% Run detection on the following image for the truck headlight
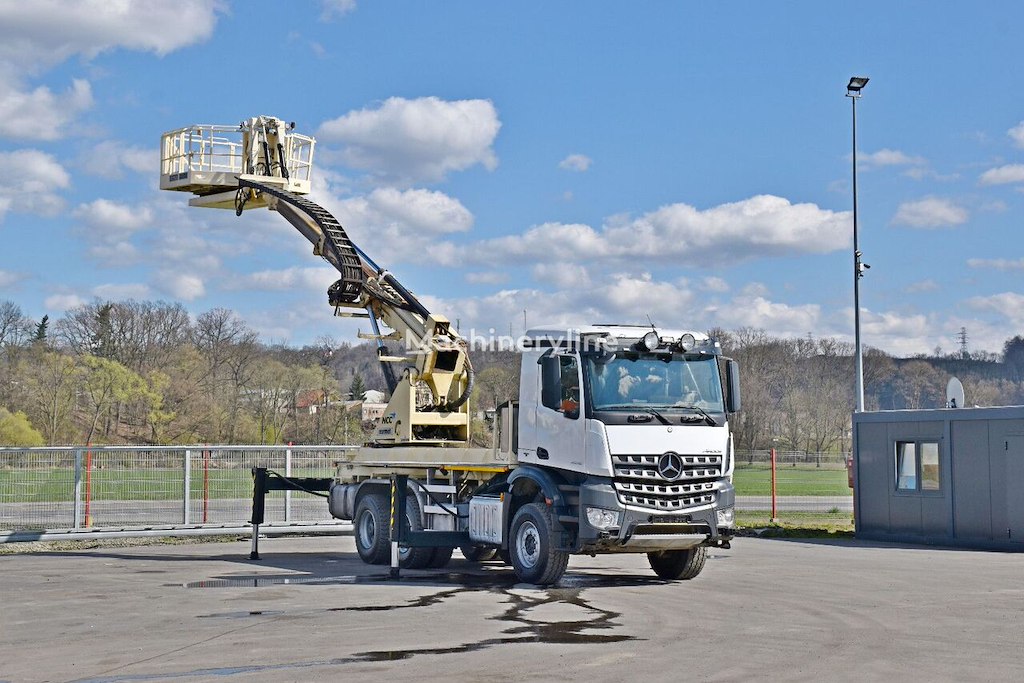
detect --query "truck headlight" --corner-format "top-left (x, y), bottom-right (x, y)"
top-left (716, 507), bottom-right (735, 528)
top-left (586, 507), bottom-right (620, 530)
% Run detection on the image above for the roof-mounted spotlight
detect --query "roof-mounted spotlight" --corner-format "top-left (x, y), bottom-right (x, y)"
top-left (677, 333), bottom-right (696, 352)
top-left (639, 330), bottom-right (660, 352)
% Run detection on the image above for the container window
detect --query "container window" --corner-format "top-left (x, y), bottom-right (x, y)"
top-left (895, 440), bottom-right (940, 492)
top-left (920, 442), bottom-right (940, 491)
top-left (895, 442), bottom-right (917, 490)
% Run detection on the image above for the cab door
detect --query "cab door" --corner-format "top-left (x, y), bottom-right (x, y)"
top-left (531, 352), bottom-right (586, 470)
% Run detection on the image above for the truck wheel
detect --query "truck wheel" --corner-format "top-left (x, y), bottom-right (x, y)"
top-left (427, 546), bottom-right (454, 568)
top-left (647, 546), bottom-right (708, 580)
top-left (398, 492), bottom-right (435, 570)
top-left (354, 493), bottom-right (389, 565)
top-left (509, 502), bottom-right (569, 585)
top-left (460, 545), bottom-right (497, 562)
top-left (353, 490), bottom-right (434, 568)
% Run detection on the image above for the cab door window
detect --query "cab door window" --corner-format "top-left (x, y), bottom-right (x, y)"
top-left (541, 354), bottom-right (580, 419)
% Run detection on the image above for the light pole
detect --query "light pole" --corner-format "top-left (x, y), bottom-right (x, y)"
top-left (847, 76), bottom-right (869, 413)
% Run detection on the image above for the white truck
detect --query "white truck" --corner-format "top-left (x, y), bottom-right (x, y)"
top-left (161, 116), bottom-right (740, 585)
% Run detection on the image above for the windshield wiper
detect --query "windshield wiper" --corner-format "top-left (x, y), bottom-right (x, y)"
top-left (598, 404), bottom-right (671, 425)
top-left (675, 404), bottom-right (717, 426)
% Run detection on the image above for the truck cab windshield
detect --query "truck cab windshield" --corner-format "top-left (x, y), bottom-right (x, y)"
top-left (583, 352), bottom-right (725, 415)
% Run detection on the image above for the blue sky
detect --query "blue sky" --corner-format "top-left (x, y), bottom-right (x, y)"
top-left (2, 1), bottom-right (1024, 356)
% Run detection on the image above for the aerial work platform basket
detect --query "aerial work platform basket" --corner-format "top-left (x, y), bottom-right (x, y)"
top-left (159, 115), bottom-right (315, 210)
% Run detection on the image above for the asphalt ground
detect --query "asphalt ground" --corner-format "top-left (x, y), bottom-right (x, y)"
top-left (1, 535), bottom-right (1022, 683)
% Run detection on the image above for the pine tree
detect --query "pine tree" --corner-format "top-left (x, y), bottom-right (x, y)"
top-left (33, 315), bottom-right (49, 343)
top-left (348, 374), bottom-right (367, 401)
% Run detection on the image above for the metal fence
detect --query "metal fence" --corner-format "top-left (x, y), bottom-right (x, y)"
top-left (734, 449), bottom-right (854, 527)
top-left (0, 445), bottom-right (355, 540)
top-left (1, 445), bottom-right (854, 541)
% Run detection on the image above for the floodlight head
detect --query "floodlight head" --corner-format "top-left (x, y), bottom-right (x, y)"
top-left (847, 76), bottom-right (869, 93)
top-left (639, 330), bottom-right (660, 352)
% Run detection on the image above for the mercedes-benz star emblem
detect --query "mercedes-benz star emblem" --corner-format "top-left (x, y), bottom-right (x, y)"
top-left (658, 452), bottom-right (684, 481)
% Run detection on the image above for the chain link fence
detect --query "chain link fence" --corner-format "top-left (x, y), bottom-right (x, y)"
top-left (1, 445), bottom-right (854, 540)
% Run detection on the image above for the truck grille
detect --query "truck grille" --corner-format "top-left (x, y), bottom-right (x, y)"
top-left (612, 454), bottom-right (722, 511)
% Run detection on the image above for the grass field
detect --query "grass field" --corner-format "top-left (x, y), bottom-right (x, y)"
top-left (732, 464), bottom-right (851, 497)
top-left (2, 464), bottom-right (853, 502)
top-left (0, 467), bottom-right (325, 503)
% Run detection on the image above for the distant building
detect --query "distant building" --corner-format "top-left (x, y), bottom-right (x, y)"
top-left (361, 402), bottom-right (387, 422)
top-left (295, 389), bottom-right (327, 415)
top-left (363, 389), bottom-right (385, 403)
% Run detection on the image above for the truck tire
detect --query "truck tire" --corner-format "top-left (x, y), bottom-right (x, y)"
top-left (460, 545), bottom-right (497, 562)
top-left (647, 546), bottom-right (708, 580)
top-left (398, 492), bottom-right (435, 570)
top-left (353, 490), bottom-right (435, 568)
top-left (509, 502), bottom-right (569, 585)
top-left (354, 493), bottom-right (389, 565)
top-left (427, 546), bottom-right (454, 568)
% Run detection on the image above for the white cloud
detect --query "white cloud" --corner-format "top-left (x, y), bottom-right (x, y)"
top-left (854, 309), bottom-right (935, 357)
top-left (0, 79), bottom-right (93, 141)
top-left (0, 270), bottom-right (26, 289)
top-left (0, 1), bottom-right (220, 140)
top-left (231, 267), bottom-right (336, 293)
top-left (73, 199), bottom-right (153, 262)
top-left (320, 0), bottom-right (357, 21)
top-left (0, 1), bottom-right (221, 71)
top-left (342, 187), bottom-right (473, 234)
top-left (860, 148), bottom-right (926, 168)
top-left (968, 292), bottom-right (1024, 327)
top-left (891, 197), bottom-right (968, 228)
top-left (701, 277), bottom-right (730, 293)
top-left (966, 257), bottom-right (1024, 271)
top-left (310, 183), bottom-right (472, 263)
top-left (81, 141), bottom-right (156, 179)
top-left (979, 164), bottom-right (1024, 185)
top-left (154, 271), bottom-right (205, 301)
top-left (421, 273), bottom-right (699, 337)
top-left (467, 195), bottom-right (850, 268)
top-left (1008, 121), bottom-right (1024, 149)
top-left (465, 271), bottom-right (510, 285)
top-left (0, 149), bottom-right (70, 219)
top-left (74, 198), bottom-right (153, 233)
top-left (317, 96), bottom-right (501, 184)
top-left (905, 279), bottom-right (940, 293)
top-left (531, 263), bottom-right (592, 289)
top-left (559, 154), bottom-right (592, 172)
top-left (712, 294), bottom-right (820, 336)
top-left (91, 283), bottom-right (152, 300)
top-left (43, 293), bottom-right (87, 312)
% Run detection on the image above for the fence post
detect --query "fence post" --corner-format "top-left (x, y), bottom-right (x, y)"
top-left (285, 443), bottom-right (293, 523)
top-left (85, 444), bottom-right (93, 527)
top-left (183, 449), bottom-right (191, 525)
top-left (770, 447), bottom-right (778, 523)
top-left (73, 448), bottom-right (83, 529)
top-left (203, 448), bottom-right (210, 524)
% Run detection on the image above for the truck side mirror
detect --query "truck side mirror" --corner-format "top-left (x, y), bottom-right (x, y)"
top-left (725, 359), bottom-right (741, 414)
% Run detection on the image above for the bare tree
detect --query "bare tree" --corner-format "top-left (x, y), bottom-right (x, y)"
top-left (0, 301), bottom-right (33, 348)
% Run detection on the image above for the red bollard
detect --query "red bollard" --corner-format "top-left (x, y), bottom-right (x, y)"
top-left (770, 447), bottom-right (777, 523)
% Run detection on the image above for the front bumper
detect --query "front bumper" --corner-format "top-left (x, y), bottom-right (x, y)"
top-left (576, 477), bottom-right (735, 553)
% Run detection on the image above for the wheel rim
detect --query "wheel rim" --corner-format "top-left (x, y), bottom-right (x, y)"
top-left (357, 510), bottom-right (375, 551)
top-left (516, 520), bottom-right (541, 569)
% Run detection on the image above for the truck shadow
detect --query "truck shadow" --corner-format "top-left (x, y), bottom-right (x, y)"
top-left (41, 547), bottom-right (674, 589)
